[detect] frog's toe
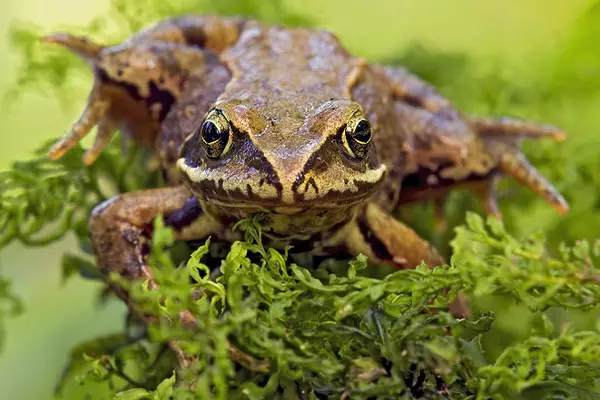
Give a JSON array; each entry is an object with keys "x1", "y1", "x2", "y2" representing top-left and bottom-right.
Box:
[
  {"x1": 48, "y1": 87, "x2": 112, "y2": 164},
  {"x1": 82, "y1": 120, "x2": 116, "y2": 165},
  {"x1": 498, "y1": 150, "x2": 569, "y2": 215},
  {"x1": 470, "y1": 116, "x2": 567, "y2": 142},
  {"x1": 471, "y1": 115, "x2": 569, "y2": 216},
  {"x1": 41, "y1": 33, "x2": 104, "y2": 61}
]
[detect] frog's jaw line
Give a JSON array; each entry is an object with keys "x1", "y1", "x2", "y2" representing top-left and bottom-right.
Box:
[
  {"x1": 177, "y1": 157, "x2": 385, "y2": 208},
  {"x1": 177, "y1": 158, "x2": 281, "y2": 201}
]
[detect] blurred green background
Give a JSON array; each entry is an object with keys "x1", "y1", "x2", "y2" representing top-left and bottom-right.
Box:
[{"x1": 0, "y1": 0, "x2": 598, "y2": 398}]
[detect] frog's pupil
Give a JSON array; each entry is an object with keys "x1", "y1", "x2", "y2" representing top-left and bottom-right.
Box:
[
  {"x1": 202, "y1": 121, "x2": 221, "y2": 143},
  {"x1": 353, "y1": 120, "x2": 371, "y2": 143}
]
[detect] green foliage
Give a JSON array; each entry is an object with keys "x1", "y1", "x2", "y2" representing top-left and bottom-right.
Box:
[
  {"x1": 451, "y1": 214, "x2": 600, "y2": 311},
  {"x1": 3, "y1": 0, "x2": 600, "y2": 399},
  {"x1": 0, "y1": 277, "x2": 23, "y2": 353},
  {"x1": 0, "y1": 137, "x2": 163, "y2": 247},
  {"x1": 49, "y1": 216, "x2": 599, "y2": 399}
]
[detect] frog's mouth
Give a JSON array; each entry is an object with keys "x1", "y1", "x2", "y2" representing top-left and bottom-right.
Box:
[{"x1": 179, "y1": 160, "x2": 387, "y2": 211}]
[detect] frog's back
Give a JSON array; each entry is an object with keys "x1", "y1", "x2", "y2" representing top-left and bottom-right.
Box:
[{"x1": 219, "y1": 21, "x2": 361, "y2": 105}]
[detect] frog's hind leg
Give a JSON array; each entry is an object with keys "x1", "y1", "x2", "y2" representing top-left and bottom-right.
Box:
[
  {"x1": 42, "y1": 16, "x2": 244, "y2": 164},
  {"x1": 43, "y1": 34, "x2": 212, "y2": 164},
  {"x1": 469, "y1": 116, "x2": 569, "y2": 216}
]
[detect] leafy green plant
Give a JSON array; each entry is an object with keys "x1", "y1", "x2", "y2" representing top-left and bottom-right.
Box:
[{"x1": 3, "y1": 0, "x2": 600, "y2": 399}]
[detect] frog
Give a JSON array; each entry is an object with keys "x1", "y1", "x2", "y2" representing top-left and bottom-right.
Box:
[{"x1": 42, "y1": 15, "x2": 568, "y2": 307}]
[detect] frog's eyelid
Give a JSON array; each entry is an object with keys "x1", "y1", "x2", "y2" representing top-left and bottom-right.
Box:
[
  {"x1": 340, "y1": 123, "x2": 356, "y2": 158},
  {"x1": 221, "y1": 128, "x2": 234, "y2": 156}
]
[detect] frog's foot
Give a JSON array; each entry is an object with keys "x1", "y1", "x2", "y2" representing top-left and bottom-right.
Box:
[
  {"x1": 47, "y1": 86, "x2": 115, "y2": 165},
  {"x1": 42, "y1": 34, "x2": 116, "y2": 164},
  {"x1": 42, "y1": 31, "x2": 218, "y2": 164},
  {"x1": 470, "y1": 116, "x2": 569, "y2": 217}
]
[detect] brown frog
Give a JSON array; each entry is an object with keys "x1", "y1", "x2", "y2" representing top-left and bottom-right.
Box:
[{"x1": 42, "y1": 16, "x2": 568, "y2": 296}]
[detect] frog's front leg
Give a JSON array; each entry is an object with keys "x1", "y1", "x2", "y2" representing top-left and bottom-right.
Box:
[
  {"x1": 331, "y1": 202, "x2": 470, "y2": 317},
  {"x1": 42, "y1": 16, "x2": 244, "y2": 164},
  {"x1": 338, "y1": 203, "x2": 443, "y2": 269},
  {"x1": 88, "y1": 185, "x2": 220, "y2": 299}
]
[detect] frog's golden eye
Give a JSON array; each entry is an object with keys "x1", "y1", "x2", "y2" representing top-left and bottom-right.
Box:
[
  {"x1": 200, "y1": 110, "x2": 231, "y2": 158},
  {"x1": 342, "y1": 115, "x2": 372, "y2": 158}
]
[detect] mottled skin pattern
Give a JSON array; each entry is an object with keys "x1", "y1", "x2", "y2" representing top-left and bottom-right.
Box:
[{"x1": 43, "y1": 16, "x2": 568, "y2": 317}]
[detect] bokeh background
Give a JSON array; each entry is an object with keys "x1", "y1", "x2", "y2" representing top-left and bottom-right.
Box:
[{"x1": 1, "y1": 0, "x2": 599, "y2": 398}]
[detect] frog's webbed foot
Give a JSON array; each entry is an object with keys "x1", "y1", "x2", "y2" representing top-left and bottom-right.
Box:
[
  {"x1": 41, "y1": 34, "x2": 113, "y2": 164},
  {"x1": 469, "y1": 116, "x2": 569, "y2": 217}
]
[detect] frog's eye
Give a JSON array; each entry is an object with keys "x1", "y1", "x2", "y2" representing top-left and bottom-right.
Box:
[
  {"x1": 200, "y1": 110, "x2": 232, "y2": 158},
  {"x1": 342, "y1": 114, "x2": 372, "y2": 158}
]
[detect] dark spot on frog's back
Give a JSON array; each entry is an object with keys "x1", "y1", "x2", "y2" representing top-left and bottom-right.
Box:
[
  {"x1": 97, "y1": 69, "x2": 175, "y2": 122},
  {"x1": 178, "y1": 22, "x2": 206, "y2": 47}
]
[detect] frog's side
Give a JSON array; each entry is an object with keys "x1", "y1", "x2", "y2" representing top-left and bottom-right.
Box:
[{"x1": 43, "y1": 16, "x2": 568, "y2": 296}]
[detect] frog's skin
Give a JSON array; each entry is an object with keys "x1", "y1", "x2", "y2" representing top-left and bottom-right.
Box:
[{"x1": 43, "y1": 16, "x2": 568, "y2": 299}]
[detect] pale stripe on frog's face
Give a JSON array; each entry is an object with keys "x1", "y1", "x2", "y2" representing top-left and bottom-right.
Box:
[{"x1": 177, "y1": 98, "x2": 386, "y2": 209}]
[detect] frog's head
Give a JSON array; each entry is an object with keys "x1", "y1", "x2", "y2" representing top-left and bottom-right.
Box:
[{"x1": 177, "y1": 98, "x2": 386, "y2": 211}]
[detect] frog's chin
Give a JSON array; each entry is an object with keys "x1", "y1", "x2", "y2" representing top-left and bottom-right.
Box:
[
  {"x1": 198, "y1": 196, "x2": 371, "y2": 214},
  {"x1": 199, "y1": 199, "x2": 364, "y2": 237}
]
